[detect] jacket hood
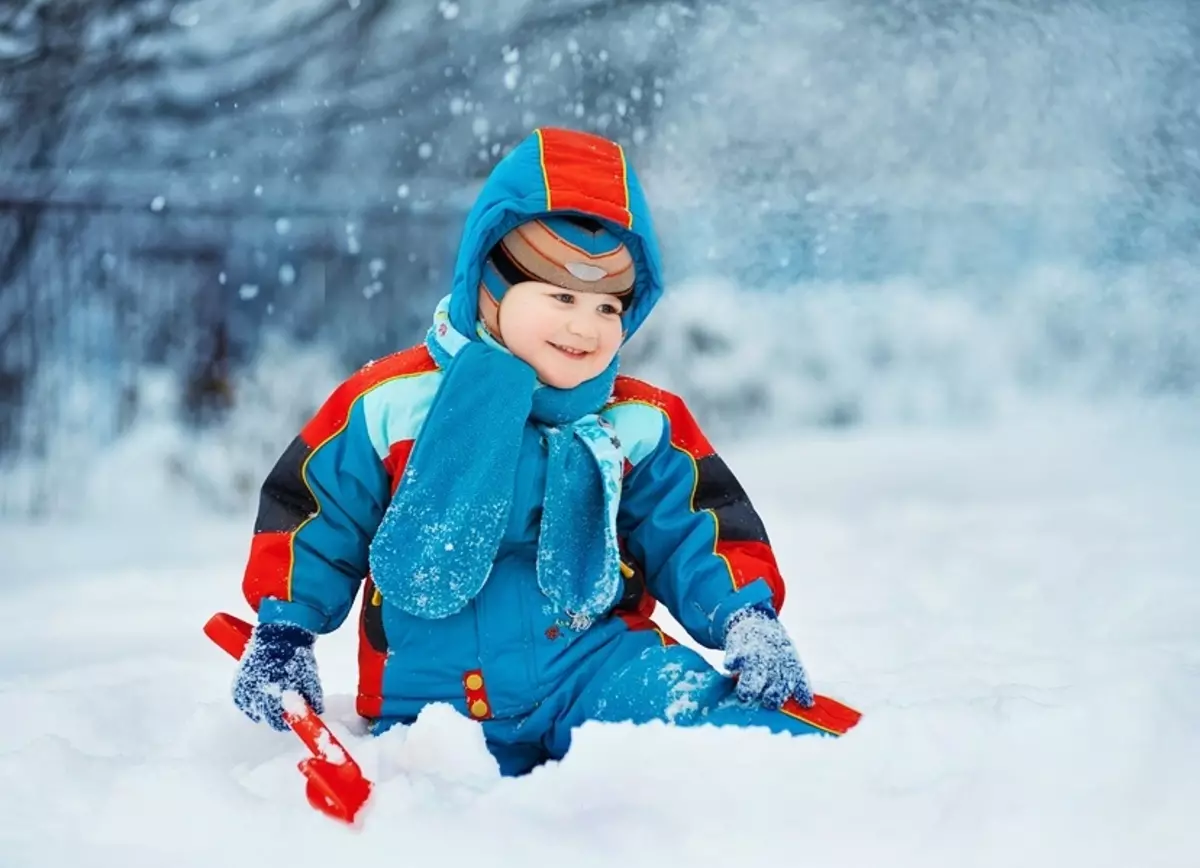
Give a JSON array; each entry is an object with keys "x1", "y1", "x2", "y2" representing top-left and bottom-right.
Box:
[{"x1": 447, "y1": 127, "x2": 665, "y2": 341}]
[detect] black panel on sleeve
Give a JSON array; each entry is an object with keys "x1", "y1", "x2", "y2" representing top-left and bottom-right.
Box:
[
  {"x1": 692, "y1": 454, "x2": 770, "y2": 544},
  {"x1": 254, "y1": 436, "x2": 318, "y2": 533}
]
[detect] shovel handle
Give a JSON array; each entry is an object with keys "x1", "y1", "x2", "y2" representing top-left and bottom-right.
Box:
[
  {"x1": 780, "y1": 694, "x2": 863, "y2": 736},
  {"x1": 203, "y1": 613, "x2": 366, "y2": 771}
]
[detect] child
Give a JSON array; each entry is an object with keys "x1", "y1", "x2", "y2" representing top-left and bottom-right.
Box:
[{"x1": 233, "y1": 127, "x2": 826, "y2": 776}]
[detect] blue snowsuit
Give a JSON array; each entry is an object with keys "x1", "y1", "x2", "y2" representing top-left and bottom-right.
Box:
[{"x1": 241, "y1": 128, "x2": 825, "y2": 775}]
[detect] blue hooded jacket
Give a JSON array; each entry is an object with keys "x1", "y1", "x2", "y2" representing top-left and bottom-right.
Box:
[{"x1": 241, "y1": 128, "x2": 788, "y2": 723}]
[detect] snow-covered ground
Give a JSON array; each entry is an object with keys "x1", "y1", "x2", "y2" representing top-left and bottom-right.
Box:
[{"x1": 1, "y1": 409, "x2": 1198, "y2": 868}]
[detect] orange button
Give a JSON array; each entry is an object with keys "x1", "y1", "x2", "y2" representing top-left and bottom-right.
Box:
[
  {"x1": 465, "y1": 673, "x2": 483, "y2": 691},
  {"x1": 470, "y1": 699, "x2": 489, "y2": 718}
]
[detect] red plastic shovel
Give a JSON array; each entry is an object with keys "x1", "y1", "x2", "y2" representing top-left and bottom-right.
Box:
[{"x1": 204, "y1": 612, "x2": 373, "y2": 825}]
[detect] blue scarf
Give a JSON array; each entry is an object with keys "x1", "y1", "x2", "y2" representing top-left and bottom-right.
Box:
[{"x1": 368, "y1": 296, "x2": 625, "y2": 628}]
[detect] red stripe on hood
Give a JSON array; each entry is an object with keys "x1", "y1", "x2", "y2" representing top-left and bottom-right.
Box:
[{"x1": 537, "y1": 128, "x2": 633, "y2": 229}]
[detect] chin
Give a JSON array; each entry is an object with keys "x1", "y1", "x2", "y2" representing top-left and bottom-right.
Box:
[
  {"x1": 535, "y1": 363, "x2": 600, "y2": 389},
  {"x1": 539, "y1": 371, "x2": 587, "y2": 389}
]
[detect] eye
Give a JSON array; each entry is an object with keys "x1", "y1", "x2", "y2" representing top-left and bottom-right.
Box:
[
  {"x1": 551, "y1": 292, "x2": 575, "y2": 304},
  {"x1": 598, "y1": 302, "x2": 623, "y2": 316}
]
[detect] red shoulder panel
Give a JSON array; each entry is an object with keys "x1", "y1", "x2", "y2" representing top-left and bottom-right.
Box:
[
  {"x1": 300, "y1": 345, "x2": 438, "y2": 448},
  {"x1": 610, "y1": 375, "x2": 715, "y2": 459}
]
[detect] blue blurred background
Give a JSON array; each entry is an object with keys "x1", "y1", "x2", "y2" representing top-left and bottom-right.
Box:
[{"x1": 2, "y1": 0, "x2": 1197, "y2": 515}]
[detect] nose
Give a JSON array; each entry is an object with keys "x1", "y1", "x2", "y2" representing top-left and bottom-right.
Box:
[{"x1": 564, "y1": 314, "x2": 598, "y2": 345}]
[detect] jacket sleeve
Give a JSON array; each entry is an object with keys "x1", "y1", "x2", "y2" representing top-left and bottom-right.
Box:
[
  {"x1": 615, "y1": 392, "x2": 786, "y2": 649},
  {"x1": 241, "y1": 374, "x2": 392, "y2": 635}
]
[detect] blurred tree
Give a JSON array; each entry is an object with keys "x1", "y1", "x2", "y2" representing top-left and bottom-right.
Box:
[
  {"x1": 1, "y1": 0, "x2": 183, "y2": 452},
  {"x1": 0, "y1": 0, "x2": 696, "y2": 434},
  {"x1": 0, "y1": 0, "x2": 698, "y2": 511}
]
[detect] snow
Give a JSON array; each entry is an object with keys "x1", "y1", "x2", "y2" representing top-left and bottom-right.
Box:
[
  {"x1": 280, "y1": 689, "x2": 310, "y2": 718},
  {"x1": 312, "y1": 727, "x2": 347, "y2": 765},
  {"x1": 1, "y1": 410, "x2": 1198, "y2": 867}
]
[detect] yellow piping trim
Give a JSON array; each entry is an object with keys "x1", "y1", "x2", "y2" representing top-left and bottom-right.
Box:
[
  {"x1": 780, "y1": 705, "x2": 843, "y2": 737},
  {"x1": 536, "y1": 128, "x2": 553, "y2": 211},
  {"x1": 286, "y1": 367, "x2": 438, "y2": 603},
  {"x1": 607, "y1": 397, "x2": 739, "y2": 594},
  {"x1": 616, "y1": 143, "x2": 634, "y2": 229}
]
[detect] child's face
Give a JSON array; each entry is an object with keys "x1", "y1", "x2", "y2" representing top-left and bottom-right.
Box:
[{"x1": 495, "y1": 281, "x2": 625, "y2": 388}]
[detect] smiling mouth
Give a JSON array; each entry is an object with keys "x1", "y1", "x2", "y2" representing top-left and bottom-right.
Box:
[{"x1": 548, "y1": 342, "x2": 591, "y2": 358}]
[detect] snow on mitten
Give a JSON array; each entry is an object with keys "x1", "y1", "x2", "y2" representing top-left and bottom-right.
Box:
[
  {"x1": 723, "y1": 604, "x2": 815, "y2": 709},
  {"x1": 232, "y1": 622, "x2": 324, "y2": 731}
]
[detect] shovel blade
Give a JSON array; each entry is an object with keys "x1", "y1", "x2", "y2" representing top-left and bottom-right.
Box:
[{"x1": 299, "y1": 757, "x2": 373, "y2": 825}]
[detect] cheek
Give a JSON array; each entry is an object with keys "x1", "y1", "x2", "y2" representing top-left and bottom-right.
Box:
[
  {"x1": 598, "y1": 319, "x2": 624, "y2": 354},
  {"x1": 499, "y1": 302, "x2": 558, "y2": 359}
]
